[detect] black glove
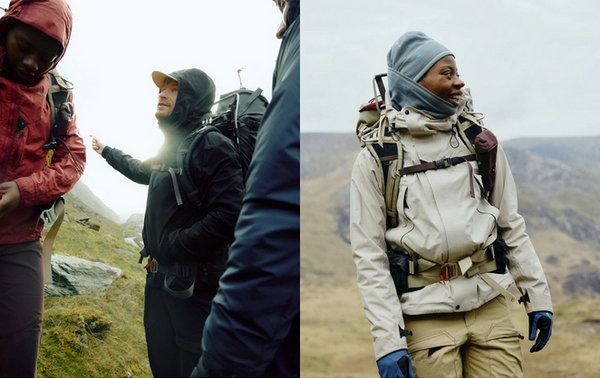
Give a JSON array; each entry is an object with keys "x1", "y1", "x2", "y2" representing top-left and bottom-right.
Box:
[{"x1": 528, "y1": 311, "x2": 553, "y2": 352}]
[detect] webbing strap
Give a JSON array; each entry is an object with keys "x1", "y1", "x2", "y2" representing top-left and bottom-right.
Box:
[
  {"x1": 168, "y1": 167, "x2": 183, "y2": 206},
  {"x1": 41, "y1": 197, "x2": 65, "y2": 284},
  {"x1": 480, "y1": 273, "x2": 516, "y2": 302},
  {"x1": 367, "y1": 139, "x2": 402, "y2": 229},
  {"x1": 398, "y1": 154, "x2": 476, "y2": 176},
  {"x1": 163, "y1": 274, "x2": 195, "y2": 299}
]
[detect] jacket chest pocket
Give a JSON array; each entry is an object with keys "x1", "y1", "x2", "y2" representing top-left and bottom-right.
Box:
[{"x1": 19, "y1": 118, "x2": 51, "y2": 170}]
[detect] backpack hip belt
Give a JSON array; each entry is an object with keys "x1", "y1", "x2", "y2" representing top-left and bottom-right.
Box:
[
  {"x1": 405, "y1": 246, "x2": 498, "y2": 287},
  {"x1": 388, "y1": 230, "x2": 517, "y2": 301}
]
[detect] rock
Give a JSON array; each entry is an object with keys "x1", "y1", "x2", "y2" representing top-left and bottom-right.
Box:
[
  {"x1": 44, "y1": 255, "x2": 122, "y2": 297},
  {"x1": 75, "y1": 217, "x2": 100, "y2": 231}
]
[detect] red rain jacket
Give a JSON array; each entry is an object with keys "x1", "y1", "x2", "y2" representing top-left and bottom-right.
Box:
[{"x1": 0, "y1": 0, "x2": 85, "y2": 243}]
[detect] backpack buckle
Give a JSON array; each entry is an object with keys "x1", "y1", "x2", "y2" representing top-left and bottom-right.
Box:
[
  {"x1": 439, "y1": 264, "x2": 453, "y2": 281},
  {"x1": 434, "y1": 158, "x2": 450, "y2": 169},
  {"x1": 144, "y1": 258, "x2": 159, "y2": 274}
]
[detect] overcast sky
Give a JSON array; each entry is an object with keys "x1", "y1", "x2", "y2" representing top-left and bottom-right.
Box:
[
  {"x1": 301, "y1": 0, "x2": 600, "y2": 142},
  {"x1": 41, "y1": 0, "x2": 283, "y2": 219}
]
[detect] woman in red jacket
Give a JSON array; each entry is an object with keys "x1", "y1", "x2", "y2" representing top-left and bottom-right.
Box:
[{"x1": 0, "y1": 0, "x2": 85, "y2": 375}]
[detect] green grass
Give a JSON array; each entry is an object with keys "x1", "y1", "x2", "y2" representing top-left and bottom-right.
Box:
[{"x1": 38, "y1": 197, "x2": 151, "y2": 377}]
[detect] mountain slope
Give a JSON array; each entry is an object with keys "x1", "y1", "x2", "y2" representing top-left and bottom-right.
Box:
[
  {"x1": 68, "y1": 180, "x2": 122, "y2": 223},
  {"x1": 38, "y1": 183, "x2": 151, "y2": 376}
]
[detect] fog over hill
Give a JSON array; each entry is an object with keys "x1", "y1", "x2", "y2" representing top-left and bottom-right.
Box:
[{"x1": 67, "y1": 181, "x2": 144, "y2": 226}]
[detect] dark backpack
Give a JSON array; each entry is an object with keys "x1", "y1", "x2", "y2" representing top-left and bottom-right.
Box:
[{"x1": 172, "y1": 88, "x2": 269, "y2": 210}]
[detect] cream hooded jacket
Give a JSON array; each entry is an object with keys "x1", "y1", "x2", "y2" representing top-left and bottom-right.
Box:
[{"x1": 350, "y1": 96, "x2": 553, "y2": 360}]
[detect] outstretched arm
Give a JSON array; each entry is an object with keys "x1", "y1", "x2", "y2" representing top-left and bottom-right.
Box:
[{"x1": 92, "y1": 134, "x2": 153, "y2": 185}]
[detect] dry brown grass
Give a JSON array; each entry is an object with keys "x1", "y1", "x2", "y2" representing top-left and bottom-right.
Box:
[{"x1": 301, "y1": 281, "x2": 600, "y2": 377}]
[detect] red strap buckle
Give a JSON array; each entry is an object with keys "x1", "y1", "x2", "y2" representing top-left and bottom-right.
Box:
[{"x1": 440, "y1": 264, "x2": 453, "y2": 281}]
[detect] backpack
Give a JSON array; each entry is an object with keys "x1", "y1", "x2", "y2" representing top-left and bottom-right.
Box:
[
  {"x1": 172, "y1": 87, "x2": 269, "y2": 210},
  {"x1": 40, "y1": 69, "x2": 77, "y2": 284},
  {"x1": 356, "y1": 73, "x2": 498, "y2": 229}
]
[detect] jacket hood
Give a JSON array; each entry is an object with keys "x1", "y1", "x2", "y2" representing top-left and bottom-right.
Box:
[
  {"x1": 0, "y1": 0, "x2": 72, "y2": 70},
  {"x1": 157, "y1": 68, "x2": 216, "y2": 138}
]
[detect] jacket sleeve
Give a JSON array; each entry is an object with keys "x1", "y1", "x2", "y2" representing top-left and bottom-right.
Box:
[
  {"x1": 490, "y1": 145, "x2": 553, "y2": 313},
  {"x1": 15, "y1": 93, "x2": 86, "y2": 206},
  {"x1": 350, "y1": 148, "x2": 408, "y2": 360},
  {"x1": 165, "y1": 132, "x2": 244, "y2": 261},
  {"x1": 102, "y1": 146, "x2": 153, "y2": 185},
  {"x1": 199, "y1": 24, "x2": 300, "y2": 375}
]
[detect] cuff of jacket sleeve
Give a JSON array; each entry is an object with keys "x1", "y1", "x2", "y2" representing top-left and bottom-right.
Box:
[
  {"x1": 523, "y1": 291, "x2": 553, "y2": 315},
  {"x1": 101, "y1": 146, "x2": 112, "y2": 159},
  {"x1": 13, "y1": 177, "x2": 33, "y2": 207},
  {"x1": 374, "y1": 335, "x2": 409, "y2": 361}
]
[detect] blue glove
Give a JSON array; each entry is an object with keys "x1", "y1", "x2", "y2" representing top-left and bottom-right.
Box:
[
  {"x1": 377, "y1": 349, "x2": 415, "y2": 378},
  {"x1": 528, "y1": 311, "x2": 553, "y2": 353}
]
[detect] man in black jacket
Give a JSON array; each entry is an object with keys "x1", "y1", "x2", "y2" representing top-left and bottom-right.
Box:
[
  {"x1": 192, "y1": 0, "x2": 300, "y2": 376},
  {"x1": 91, "y1": 68, "x2": 243, "y2": 377}
]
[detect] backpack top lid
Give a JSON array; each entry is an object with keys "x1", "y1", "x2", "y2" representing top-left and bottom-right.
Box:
[{"x1": 214, "y1": 88, "x2": 269, "y2": 120}]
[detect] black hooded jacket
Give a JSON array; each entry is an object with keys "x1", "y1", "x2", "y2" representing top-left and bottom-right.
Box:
[{"x1": 102, "y1": 69, "x2": 243, "y2": 271}]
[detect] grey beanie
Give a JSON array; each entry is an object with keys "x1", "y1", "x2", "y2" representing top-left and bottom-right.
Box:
[{"x1": 387, "y1": 31, "x2": 457, "y2": 118}]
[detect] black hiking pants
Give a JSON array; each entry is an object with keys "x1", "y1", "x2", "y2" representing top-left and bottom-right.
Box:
[
  {"x1": 144, "y1": 272, "x2": 217, "y2": 377},
  {"x1": 0, "y1": 241, "x2": 44, "y2": 377}
]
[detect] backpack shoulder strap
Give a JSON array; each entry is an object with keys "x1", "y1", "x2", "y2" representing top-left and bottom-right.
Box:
[
  {"x1": 364, "y1": 136, "x2": 403, "y2": 229},
  {"x1": 46, "y1": 69, "x2": 73, "y2": 133},
  {"x1": 455, "y1": 111, "x2": 498, "y2": 195},
  {"x1": 455, "y1": 112, "x2": 485, "y2": 153},
  {"x1": 175, "y1": 125, "x2": 218, "y2": 211}
]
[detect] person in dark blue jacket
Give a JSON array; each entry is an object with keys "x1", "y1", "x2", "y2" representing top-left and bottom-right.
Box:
[{"x1": 191, "y1": 0, "x2": 300, "y2": 376}]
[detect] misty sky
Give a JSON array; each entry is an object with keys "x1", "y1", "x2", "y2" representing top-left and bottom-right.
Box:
[
  {"x1": 301, "y1": 0, "x2": 600, "y2": 142},
  {"x1": 48, "y1": 0, "x2": 283, "y2": 219},
  {"x1": 17, "y1": 0, "x2": 600, "y2": 219}
]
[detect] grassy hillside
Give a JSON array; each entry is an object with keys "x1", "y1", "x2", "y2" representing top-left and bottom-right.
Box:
[
  {"x1": 301, "y1": 281, "x2": 600, "y2": 377},
  {"x1": 38, "y1": 193, "x2": 151, "y2": 377},
  {"x1": 300, "y1": 133, "x2": 600, "y2": 377}
]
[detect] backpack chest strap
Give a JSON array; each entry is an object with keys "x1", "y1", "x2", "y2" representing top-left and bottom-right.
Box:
[{"x1": 398, "y1": 154, "x2": 475, "y2": 175}]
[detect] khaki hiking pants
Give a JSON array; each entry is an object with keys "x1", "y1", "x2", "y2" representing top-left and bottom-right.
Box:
[{"x1": 404, "y1": 295, "x2": 523, "y2": 378}]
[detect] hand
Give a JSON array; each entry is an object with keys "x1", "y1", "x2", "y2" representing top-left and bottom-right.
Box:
[
  {"x1": 89, "y1": 134, "x2": 105, "y2": 155},
  {"x1": 528, "y1": 311, "x2": 553, "y2": 352},
  {"x1": 0, "y1": 181, "x2": 21, "y2": 219},
  {"x1": 377, "y1": 349, "x2": 415, "y2": 378}
]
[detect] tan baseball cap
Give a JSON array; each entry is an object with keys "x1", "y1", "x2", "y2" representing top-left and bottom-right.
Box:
[{"x1": 151, "y1": 70, "x2": 177, "y2": 88}]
